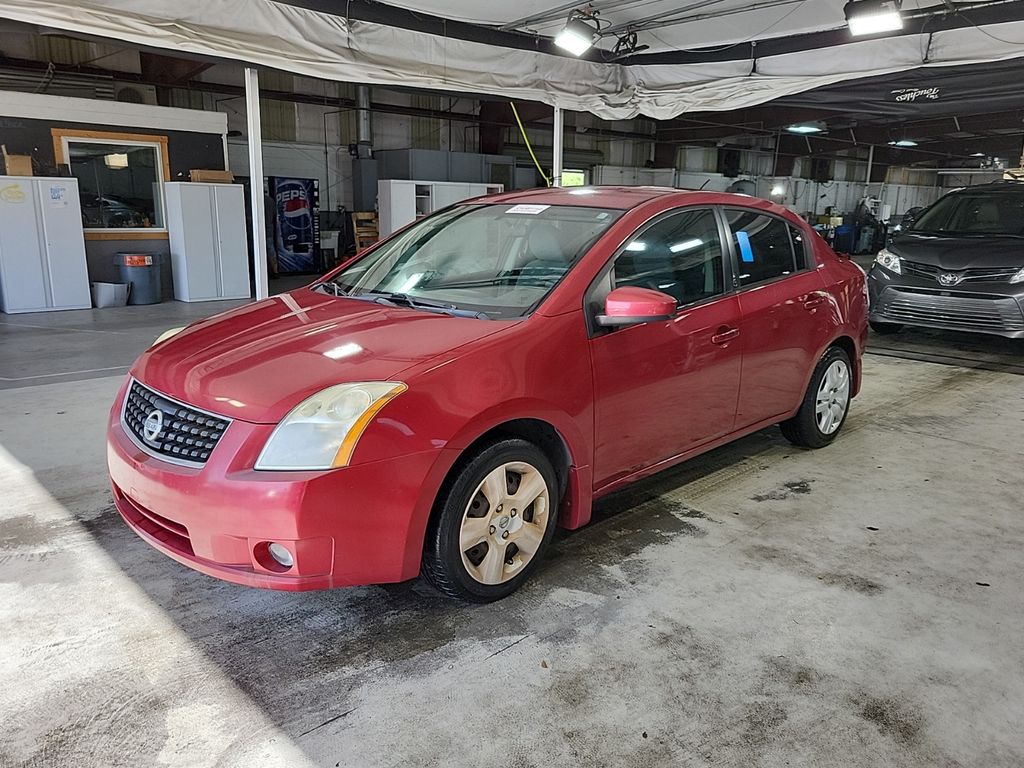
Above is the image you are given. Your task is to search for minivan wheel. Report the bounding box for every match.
[780,346,853,449]
[869,320,903,334]
[421,439,558,602]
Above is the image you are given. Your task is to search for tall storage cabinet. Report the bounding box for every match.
[165,182,250,302]
[0,175,91,314]
[378,180,503,236]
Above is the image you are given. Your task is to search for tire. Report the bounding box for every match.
[870,320,903,334]
[421,439,559,602]
[780,346,853,449]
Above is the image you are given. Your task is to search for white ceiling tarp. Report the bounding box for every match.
[2,0,1024,119]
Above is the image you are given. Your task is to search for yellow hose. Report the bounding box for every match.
[510,102,551,187]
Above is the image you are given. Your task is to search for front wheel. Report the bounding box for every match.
[780,346,853,449]
[421,439,558,602]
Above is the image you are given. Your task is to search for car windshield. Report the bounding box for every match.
[911,189,1024,237]
[323,203,623,319]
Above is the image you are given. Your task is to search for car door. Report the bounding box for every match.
[588,207,743,488]
[722,208,831,428]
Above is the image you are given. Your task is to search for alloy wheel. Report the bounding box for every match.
[459,461,551,585]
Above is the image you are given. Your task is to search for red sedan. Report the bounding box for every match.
[108,187,867,602]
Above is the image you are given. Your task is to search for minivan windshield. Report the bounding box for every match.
[911,189,1024,237]
[323,204,622,319]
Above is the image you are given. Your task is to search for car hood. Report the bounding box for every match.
[132,289,515,423]
[891,232,1024,269]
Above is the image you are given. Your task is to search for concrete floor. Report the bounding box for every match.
[2,294,1024,767]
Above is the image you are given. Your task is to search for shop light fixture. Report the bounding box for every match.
[555,12,600,56]
[786,122,826,135]
[888,139,918,147]
[844,0,903,36]
[771,185,786,197]
[104,153,129,169]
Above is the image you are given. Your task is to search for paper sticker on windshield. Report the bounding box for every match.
[505,204,550,215]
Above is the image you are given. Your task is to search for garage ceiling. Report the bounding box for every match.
[374,0,931,53]
[2,0,1024,120]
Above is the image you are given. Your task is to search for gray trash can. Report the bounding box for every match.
[115,252,162,305]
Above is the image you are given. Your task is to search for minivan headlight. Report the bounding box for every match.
[255,382,407,470]
[1011,266,1024,284]
[875,248,901,274]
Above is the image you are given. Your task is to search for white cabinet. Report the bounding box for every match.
[0,176,90,314]
[165,182,250,302]
[378,180,503,236]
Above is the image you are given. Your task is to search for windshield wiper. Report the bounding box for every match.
[313,281,345,296]
[347,290,491,320]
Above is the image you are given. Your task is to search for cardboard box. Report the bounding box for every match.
[2,145,32,176]
[189,169,234,183]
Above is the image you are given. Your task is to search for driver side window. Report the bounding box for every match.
[612,208,725,306]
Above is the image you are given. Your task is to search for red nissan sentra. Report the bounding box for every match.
[108,187,867,602]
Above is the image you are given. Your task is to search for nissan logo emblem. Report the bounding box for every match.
[142,408,164,442]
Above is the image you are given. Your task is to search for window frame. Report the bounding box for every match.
[52,128,170,240]
[584,205,734,337]
[718,206,812,292]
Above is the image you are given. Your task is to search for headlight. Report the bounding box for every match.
[153,326,185,346]
[875,248,901,275]
[255,382,407,470]
[1011,266,1024,284]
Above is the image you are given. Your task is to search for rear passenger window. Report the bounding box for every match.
[725,210,798,286]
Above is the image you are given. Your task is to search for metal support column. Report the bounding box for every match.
[552,105,564,187]
[244,67,270,301]
[865,144,875,191]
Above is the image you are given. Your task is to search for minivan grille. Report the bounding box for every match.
[879,288,1024,334]
[121,379,230,465]
[902,260,1020,284]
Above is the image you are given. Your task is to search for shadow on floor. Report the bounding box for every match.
[68,426,784,743]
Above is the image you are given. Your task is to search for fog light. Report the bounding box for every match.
[267,542,294,568]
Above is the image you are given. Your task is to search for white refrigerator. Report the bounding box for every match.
[0,176,91,313]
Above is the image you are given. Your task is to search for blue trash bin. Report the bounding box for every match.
[115,252,162,305]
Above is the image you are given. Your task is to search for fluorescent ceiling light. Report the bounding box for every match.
[889,139,918,147]
[844,0,903,36]
[786,122,825,134]
[669,238,703,253]
[971,152,986,157]
[104,153,129,169]
[555,15,598,56]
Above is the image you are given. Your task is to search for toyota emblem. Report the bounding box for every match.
[142,408,164,442]
[938,272,961,286]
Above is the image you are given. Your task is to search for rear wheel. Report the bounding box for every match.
[421,439,558,602]
[781,346,853,449]
[870,320,903,334]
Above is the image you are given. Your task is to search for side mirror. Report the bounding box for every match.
[596,286,676,327]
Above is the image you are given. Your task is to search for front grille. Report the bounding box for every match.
[121,379,230,465]
[879,288,1024,333]
[902,260,1019,284]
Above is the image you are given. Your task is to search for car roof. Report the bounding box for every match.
[949,181,1024,194]
[481,185,734,210]
[479,186,797,220]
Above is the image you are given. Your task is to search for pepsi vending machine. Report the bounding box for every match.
[268,177,320,274]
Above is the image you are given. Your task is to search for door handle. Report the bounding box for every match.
[802,292,827,310]
[711,327,740,345]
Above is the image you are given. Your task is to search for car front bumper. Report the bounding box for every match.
[867,266,1024,338]
[107,383,448,591]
